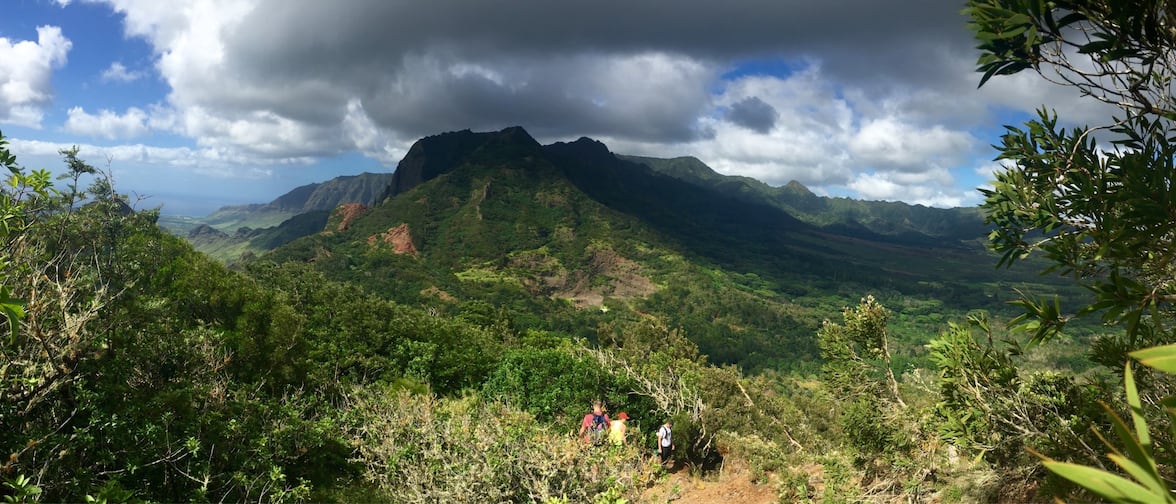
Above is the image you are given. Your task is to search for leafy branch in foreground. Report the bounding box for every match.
[967,0,1176,362]
[1037,343,1176,503]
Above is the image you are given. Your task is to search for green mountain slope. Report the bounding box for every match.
[158,172,393,261]
[264,127,1080,372]
[622,154,987,242]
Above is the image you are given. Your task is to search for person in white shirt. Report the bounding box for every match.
[656,418,674,466]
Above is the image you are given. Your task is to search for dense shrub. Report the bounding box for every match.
[482,343,636,422]
[930,319,1106,468]
[344,386,660,502]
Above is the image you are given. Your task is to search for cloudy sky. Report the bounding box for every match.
[1,0,1105,215]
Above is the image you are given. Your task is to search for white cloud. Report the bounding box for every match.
[65,107,150,139]
[0,26,72,128]
[974,160,1013,179]
[52,0,1115,208]
[100,61,145,82]
[8,136,298,176]
[847,172,971,207]
[341,99,406,165]
[848,118,977,175]
[600,66,983,206]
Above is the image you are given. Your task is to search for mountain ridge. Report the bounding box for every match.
[165,127,985,262]
[621,154,986,241]
[261,126,1075,371]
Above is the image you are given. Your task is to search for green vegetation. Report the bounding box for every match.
[0,129,1107,502]
[4,1,1174,496]
[962,0,1176,500]
[623,154,987,242]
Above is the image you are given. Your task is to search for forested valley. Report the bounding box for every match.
[5,1,1176,502]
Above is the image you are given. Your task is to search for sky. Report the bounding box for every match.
[0,0,1111,215]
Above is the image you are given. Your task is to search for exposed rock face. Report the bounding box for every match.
[334,203,368,231]
[385,126,542,199]
[585,246,656,299]
[368,223,418,255]
[508,244,657,308]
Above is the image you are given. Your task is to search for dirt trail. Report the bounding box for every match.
[640,461,778,504]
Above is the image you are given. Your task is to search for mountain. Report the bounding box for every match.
[262,126,1078,372]
[621,154,987,242]
[158,172,393,261]
[203,171,394,230]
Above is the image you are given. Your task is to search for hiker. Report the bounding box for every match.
[608,412,629,445]
[578,400,610,444]
[657,418,674,466]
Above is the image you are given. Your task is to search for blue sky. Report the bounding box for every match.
[0,0,1106,215]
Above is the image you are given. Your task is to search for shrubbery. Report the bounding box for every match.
[344,386,660,503]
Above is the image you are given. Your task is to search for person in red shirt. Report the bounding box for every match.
[578,400,610,444]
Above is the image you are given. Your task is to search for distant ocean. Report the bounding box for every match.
[133,192,247,217]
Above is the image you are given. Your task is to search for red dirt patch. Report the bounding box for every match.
[367,223,418,255]
[641,460,778,504]
[334,203,368,231]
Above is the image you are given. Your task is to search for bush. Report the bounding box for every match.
[930,319,1105,467]
[344,386,660,503]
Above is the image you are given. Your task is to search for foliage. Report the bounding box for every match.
[0,144,349,502]
[930,314,1106,468]
[818,295,904,404]
[583,316,826,473]
[344,386,659,503]
[967,0,1176,354]
[1038,344,1176,503]
[967,0,1176,115]
[247,260,504,396]
[0,131,53,343]
[2,475,42,503]
[965,1,1176,496]
[624,154,988,242]
[482,340,643,423]
[818,296,913,457]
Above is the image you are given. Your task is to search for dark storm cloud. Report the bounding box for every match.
[214,0,975,142]
[726,96,778,133]
[231,0,969,67]
[350,53,716,142]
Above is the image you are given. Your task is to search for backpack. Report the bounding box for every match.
[590,413,608,445]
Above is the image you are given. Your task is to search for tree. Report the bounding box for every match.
[967,0,1176,363]
[818,295,904,408]
[967,2,1176,500]
[817,296,915,456]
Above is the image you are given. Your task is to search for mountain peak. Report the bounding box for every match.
[782,180,815,198]
[496,125,536,141]
[543,136,613,163]
[473,126,544,159]
[388,127,535,198]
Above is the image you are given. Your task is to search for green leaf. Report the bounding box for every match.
[1130,344,1176,374]
[1124,363,1152,451]
[1106,454,1167,497]
[1041,460,1158,502]
[1,301,24,345]
[1102,402,1153,485]
[1078,39,1116,54]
